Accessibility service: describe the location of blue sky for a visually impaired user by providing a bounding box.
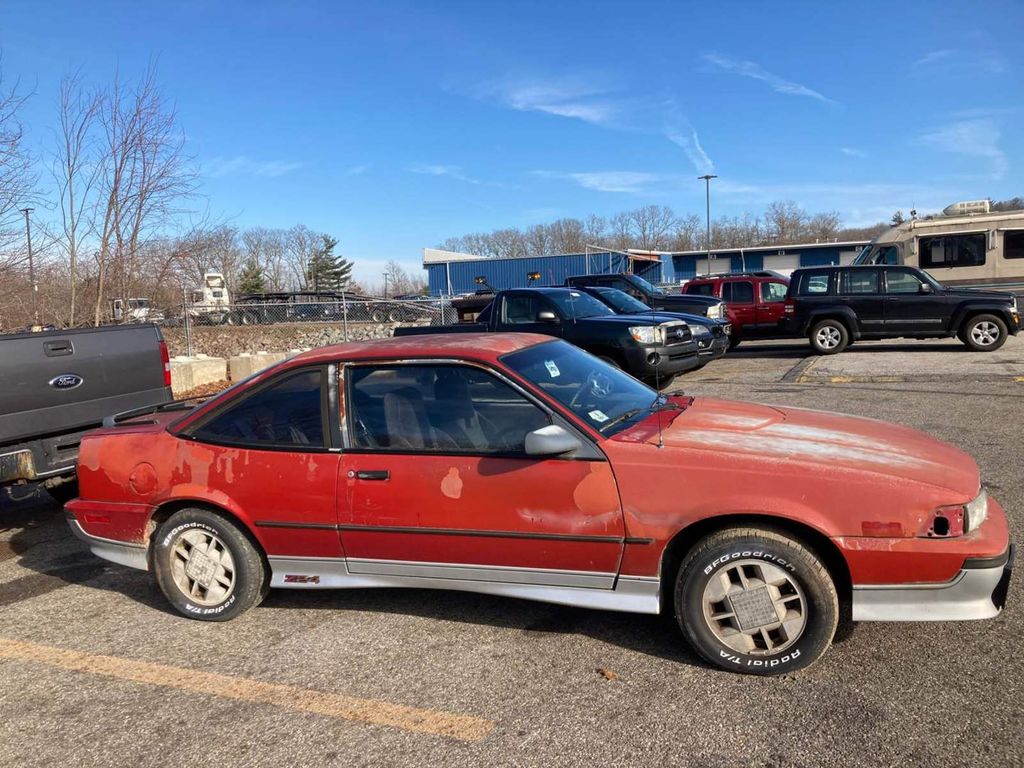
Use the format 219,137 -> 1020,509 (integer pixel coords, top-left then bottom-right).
2,0 -> 1021,283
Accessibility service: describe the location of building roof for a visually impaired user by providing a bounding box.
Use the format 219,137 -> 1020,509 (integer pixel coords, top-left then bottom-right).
636,240 -> 869,258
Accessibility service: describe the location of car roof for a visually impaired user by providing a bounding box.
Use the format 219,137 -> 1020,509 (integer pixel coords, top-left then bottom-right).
285,332 -> 552,367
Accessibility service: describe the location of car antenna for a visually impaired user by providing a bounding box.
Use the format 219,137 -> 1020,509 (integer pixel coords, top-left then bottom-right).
650,291 -> 665,449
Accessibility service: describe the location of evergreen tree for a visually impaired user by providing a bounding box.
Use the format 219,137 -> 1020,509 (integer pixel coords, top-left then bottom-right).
891,210 -> 905,226
238,259 -> 267,294
306,235 -> 352,292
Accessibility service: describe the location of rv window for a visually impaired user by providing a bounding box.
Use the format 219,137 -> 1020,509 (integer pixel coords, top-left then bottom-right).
1004,231 -> 1024,260
919,234 -> 986,268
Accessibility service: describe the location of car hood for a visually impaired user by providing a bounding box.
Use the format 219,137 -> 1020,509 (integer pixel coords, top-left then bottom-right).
580,314 -> 686,328
654,294 -> 720,308
618,397 -> 979,495
940,287 -> 1015,303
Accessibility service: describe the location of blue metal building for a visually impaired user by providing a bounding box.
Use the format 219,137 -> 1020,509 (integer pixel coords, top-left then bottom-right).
421,241 -> 868,295
423,248 -> 662,296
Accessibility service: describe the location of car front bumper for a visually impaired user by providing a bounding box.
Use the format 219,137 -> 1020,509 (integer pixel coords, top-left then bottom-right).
622,341 -> 701,379
852,544 -> 1013,621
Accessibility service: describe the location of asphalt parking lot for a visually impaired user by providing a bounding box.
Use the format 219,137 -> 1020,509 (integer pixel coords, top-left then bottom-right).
1,337 -> 1022,767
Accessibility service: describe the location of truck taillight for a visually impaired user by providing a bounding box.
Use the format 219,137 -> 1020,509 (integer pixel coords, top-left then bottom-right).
159,341 -> 171,388
784,300 -> 795,314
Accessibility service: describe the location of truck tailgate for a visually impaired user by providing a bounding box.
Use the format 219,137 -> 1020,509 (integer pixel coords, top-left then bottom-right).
0,324 -> 172,446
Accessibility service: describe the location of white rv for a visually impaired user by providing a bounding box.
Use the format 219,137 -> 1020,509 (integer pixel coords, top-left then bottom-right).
854,200 -> 1024,293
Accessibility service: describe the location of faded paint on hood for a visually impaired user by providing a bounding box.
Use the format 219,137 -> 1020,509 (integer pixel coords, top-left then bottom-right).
614,397 -> 979,497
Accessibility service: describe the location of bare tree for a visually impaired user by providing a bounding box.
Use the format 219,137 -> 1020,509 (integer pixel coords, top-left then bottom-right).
285,224 -> 320,290
52,72 -> 101,325
628,205 -> 676,251
0,63 -> 34,264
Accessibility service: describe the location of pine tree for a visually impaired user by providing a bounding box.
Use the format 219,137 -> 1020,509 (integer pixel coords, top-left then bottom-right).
306,235 -> 352,292
238,260 -> 267,294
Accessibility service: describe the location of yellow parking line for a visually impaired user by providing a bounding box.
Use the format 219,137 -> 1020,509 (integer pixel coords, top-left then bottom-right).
0,637 -> 494,742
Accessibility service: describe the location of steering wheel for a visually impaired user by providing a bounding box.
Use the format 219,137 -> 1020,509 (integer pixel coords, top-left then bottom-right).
569,369 -> 615,409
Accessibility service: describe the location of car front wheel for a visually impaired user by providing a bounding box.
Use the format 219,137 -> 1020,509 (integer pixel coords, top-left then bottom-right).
674,527 -> 839,675
152,508 -> 268,621
809,319 -> 849,354
961,314 -> 1007,352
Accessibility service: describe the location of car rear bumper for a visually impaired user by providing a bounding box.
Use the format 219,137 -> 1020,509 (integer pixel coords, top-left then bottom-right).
67,512 -> 149,571
852,544 -> 1013,621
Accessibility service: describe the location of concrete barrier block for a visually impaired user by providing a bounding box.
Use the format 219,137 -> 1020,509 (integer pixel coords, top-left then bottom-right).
170,355 -> 227,393
228,351 -> 286,380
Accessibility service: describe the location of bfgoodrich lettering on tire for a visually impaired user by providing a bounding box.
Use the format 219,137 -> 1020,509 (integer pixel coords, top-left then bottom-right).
675,527 -> 838,675
152,508 -> 268,621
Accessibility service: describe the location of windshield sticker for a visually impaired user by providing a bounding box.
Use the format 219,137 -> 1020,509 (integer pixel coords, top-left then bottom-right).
588,409 -> 609,423
544,360 -> 560,378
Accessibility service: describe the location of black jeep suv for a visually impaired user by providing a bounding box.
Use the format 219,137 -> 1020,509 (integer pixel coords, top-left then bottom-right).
785,265 -> 1021,354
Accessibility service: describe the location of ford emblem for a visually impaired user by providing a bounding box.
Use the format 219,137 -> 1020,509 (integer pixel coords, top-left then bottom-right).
49,374 -> 83,390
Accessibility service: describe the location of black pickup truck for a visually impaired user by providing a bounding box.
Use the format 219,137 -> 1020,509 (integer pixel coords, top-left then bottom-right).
394,287 -> 701,387
786,265 -> 1021,354
0,324 -> 173,499
565,273 -> 728,320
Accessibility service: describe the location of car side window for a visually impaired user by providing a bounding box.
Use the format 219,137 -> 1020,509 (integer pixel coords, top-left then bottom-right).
760,282 -> 788,302
686,283 -> 715,296
501,295 -> 544,324
885,270 -> 924,294
191,369 -> 325,448
724,281 -> 754,303
347,364 -> 550,454
839,271 -> 880,295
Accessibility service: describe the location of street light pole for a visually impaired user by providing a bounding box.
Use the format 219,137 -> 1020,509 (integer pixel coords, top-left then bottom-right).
20,208 -> 37,323
382,271 -> 389,300
697,175 -> 717,275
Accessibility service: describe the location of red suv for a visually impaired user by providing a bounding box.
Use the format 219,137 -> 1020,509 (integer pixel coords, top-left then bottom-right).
683,271 -> 791,347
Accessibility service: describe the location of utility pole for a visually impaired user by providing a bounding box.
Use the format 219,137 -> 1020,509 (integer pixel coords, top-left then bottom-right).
382,271 -> 389,300
20,208 -> 38,324
697,175 -> 717,275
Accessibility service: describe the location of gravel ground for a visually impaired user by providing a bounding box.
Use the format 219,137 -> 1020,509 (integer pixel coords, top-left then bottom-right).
0,339 -> 1021,767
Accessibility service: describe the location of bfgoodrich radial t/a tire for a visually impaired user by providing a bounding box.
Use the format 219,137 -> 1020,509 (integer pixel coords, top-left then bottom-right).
675,527 -> 839,675
152,508 -> 268,621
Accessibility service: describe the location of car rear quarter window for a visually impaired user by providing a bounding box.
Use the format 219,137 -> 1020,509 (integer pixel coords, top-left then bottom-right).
795,271 -> 831,296
839,270 -> 880,295
191,369 -> 326,448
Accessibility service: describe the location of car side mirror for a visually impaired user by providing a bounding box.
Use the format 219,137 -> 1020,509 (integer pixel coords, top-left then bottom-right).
524,424 -> 580,457
918,283 -> 933,294
536,310 -> 560,324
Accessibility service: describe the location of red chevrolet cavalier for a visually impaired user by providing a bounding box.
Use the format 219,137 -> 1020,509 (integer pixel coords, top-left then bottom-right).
66,334 -> 1012,675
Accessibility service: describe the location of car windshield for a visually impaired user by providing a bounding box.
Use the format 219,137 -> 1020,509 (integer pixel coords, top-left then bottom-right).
853,245 -> 872,265
546,290 -> 615,319
596,288 -> 650,314
502,340 -> 658,435
629,274 -> 663,295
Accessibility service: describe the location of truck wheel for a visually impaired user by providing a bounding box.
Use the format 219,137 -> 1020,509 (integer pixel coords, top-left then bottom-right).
645,374 -> 676,391
152,508 -> 268,621
597,356 -> 621,369
809,319 -> 849,354
961,314 -> 1007,352
728,337 -> 741,350
674,527 -> 839,676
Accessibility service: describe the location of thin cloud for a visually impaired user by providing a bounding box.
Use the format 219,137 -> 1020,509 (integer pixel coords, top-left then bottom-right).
666,125 -> 714,174
487,77 -> 617,125
206,156 -> 303,178
702,52 -> 836,104
913,49 -> 955,67
918,118 -> 1007,180
840,147 -> 868,158
344,163 -> 371,177
533,170 -> 665,194
408,164 -> 481,184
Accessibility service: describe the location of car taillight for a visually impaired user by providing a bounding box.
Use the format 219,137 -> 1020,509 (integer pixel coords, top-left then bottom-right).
159,340 -> 171,388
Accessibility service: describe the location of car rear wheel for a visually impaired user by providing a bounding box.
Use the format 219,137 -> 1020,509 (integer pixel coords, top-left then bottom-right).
809,319 -> 849,355
152,508 -> 268,621
961,314 -> 1007,352
674,527 -> 839,675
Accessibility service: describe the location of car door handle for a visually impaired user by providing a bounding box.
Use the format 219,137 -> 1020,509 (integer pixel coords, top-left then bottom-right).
44,340 -> 73,356
352,470 -> 389,481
